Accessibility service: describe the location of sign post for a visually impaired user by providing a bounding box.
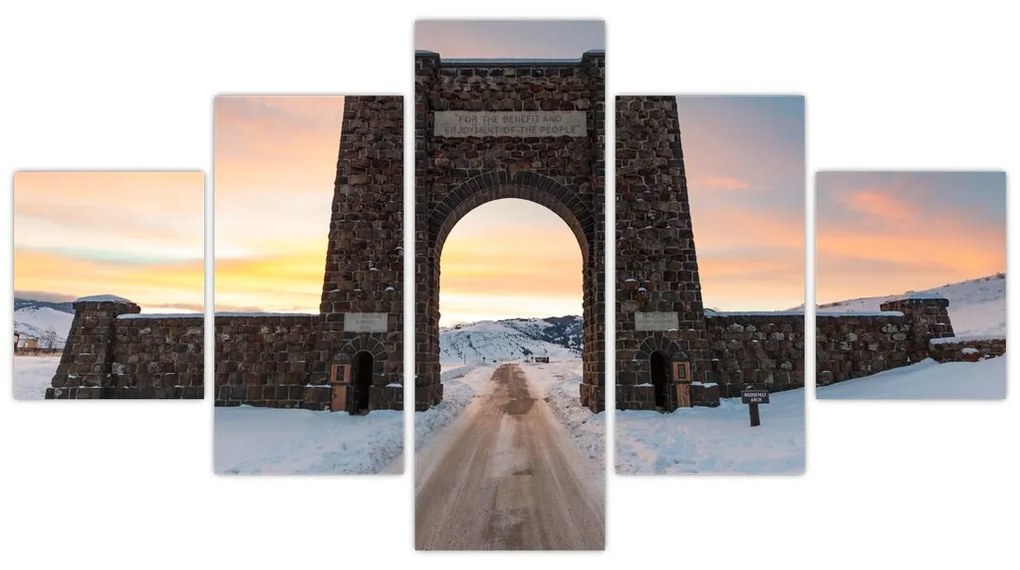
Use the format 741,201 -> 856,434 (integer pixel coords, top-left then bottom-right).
741,385 -> 770,427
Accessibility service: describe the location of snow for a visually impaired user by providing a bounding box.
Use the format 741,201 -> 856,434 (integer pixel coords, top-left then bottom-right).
885,292 -> 947,301
816,311 -> 904,317
817,273 -> 1006,337
525,360 -> 605,462
929,334 -> 1005,345
12,355 -> 60,400
214,406 -> 403,474
215,312 -> 316,317
75,294 -> 134,303
616,388 -> 805,474
117,313 -> 202,320
414,358 -> 604,466
414,365 -> 495,450
707,310 -> 804,317
817,357 -> 1007,399
817,273 -> 1007,399
13,305 -> 75,348
440,317 -> 580,365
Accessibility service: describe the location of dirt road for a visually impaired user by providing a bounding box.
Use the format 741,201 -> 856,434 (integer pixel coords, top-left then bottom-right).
415,364 -> 605,550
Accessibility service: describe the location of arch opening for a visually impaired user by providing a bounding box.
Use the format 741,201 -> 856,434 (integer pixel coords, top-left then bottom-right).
352,351 -> 373,415
650,350 -> 671,410
417,170 -> 604,412
440,198 -> 583,328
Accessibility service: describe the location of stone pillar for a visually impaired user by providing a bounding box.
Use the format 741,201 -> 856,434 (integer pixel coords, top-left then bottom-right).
581,50 -> 606,412
317,95 -> 404,411
879,295 -> 955,363
615,96 -> 711,410
414,51 -> 442,411
48,295 -> 140,399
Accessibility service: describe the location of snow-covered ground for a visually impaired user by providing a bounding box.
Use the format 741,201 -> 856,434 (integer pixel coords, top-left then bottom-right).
415,364 -> 496,450
817,357 -> 1006,400
214,407 -> 404,475
440,318 -> 579,366
526,360 -> 605,463
818,273 -> 1007,399
616,389 -> 805,474
12,355 -> 60,400
13,305 -> 74,349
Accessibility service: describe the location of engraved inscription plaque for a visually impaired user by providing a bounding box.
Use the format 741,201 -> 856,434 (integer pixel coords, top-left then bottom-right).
434,111 -> 587,138
344,312 -> 388,333
634,311 -> 679,331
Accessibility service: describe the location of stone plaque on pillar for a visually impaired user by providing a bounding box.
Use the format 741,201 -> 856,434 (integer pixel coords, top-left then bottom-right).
634,311 -> 679,331
343,312 -> 388,333
433,111 -> 587,138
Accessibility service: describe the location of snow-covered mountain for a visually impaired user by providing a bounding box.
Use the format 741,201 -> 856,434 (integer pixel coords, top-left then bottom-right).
818,273 -> 1006,337
440,315 -> 582,365
13,298 -> 75,349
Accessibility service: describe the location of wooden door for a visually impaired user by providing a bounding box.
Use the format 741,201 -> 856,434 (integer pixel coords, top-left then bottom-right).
330,364 -> 351,412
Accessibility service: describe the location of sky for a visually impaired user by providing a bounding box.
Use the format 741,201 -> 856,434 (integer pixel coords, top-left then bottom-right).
13,171 -> 204,312
816,171 -> 1006,304
418,20 -> 605,326
214,96 -> 344,312
678,96 -> 806,311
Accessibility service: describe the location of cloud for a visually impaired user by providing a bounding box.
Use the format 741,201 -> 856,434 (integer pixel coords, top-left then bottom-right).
13,290 -> 77,302
693,176 -> 754,192
839,189 -> 916,224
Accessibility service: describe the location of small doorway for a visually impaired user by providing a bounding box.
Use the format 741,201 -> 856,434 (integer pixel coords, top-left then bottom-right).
352,351 -> 374,414
650,351 -> 671,410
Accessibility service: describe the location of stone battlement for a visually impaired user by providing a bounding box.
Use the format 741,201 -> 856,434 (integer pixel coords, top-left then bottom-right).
47,296 -> 203,399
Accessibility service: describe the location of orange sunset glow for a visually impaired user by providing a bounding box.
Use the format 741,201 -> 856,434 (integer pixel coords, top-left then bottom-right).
816,171 -> 1007,304
214,96 -> 344,312
440,199 -> 582,326
678,96 -> 806,311
13,171 -> 204,311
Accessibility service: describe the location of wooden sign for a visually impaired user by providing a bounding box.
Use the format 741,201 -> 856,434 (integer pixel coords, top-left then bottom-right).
741,388 -> 770,404
742,384 -> 769,427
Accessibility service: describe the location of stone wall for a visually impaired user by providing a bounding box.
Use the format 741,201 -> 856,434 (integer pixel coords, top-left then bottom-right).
705,313 -> 805,397
930,337 -> 1007,362
109,315 -> 204,399
615,95 -> 711,411
816,312 -> 910,385
213,314 -> 402,411
415,51 -> 605,411
48,296 -> 204,399
214,315 -> 319,407
816,296 -> 956,386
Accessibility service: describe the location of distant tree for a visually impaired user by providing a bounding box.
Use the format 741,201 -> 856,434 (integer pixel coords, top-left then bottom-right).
41,327 -> 57,350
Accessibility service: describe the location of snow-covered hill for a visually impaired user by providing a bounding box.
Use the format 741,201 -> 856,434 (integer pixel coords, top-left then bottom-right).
13,298 -> 75,349
818,273 -> 1006,337
440,315 -> 582,365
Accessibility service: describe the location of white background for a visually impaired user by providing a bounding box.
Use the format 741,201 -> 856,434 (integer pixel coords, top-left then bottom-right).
1,1 -> 1017,568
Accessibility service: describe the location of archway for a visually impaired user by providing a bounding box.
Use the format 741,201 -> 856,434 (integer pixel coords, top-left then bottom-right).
439,198 -> 582,362
352,351 -> 373,414
650,350 -> 670,410
415,170 -> 604,412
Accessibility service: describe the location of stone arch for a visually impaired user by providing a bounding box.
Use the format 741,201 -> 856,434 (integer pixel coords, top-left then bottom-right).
636,335 -> 688,363
417,170 -> 604,412
430,170 -> 593,260
335,335 -> 388,371
332,335 -> 390,413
